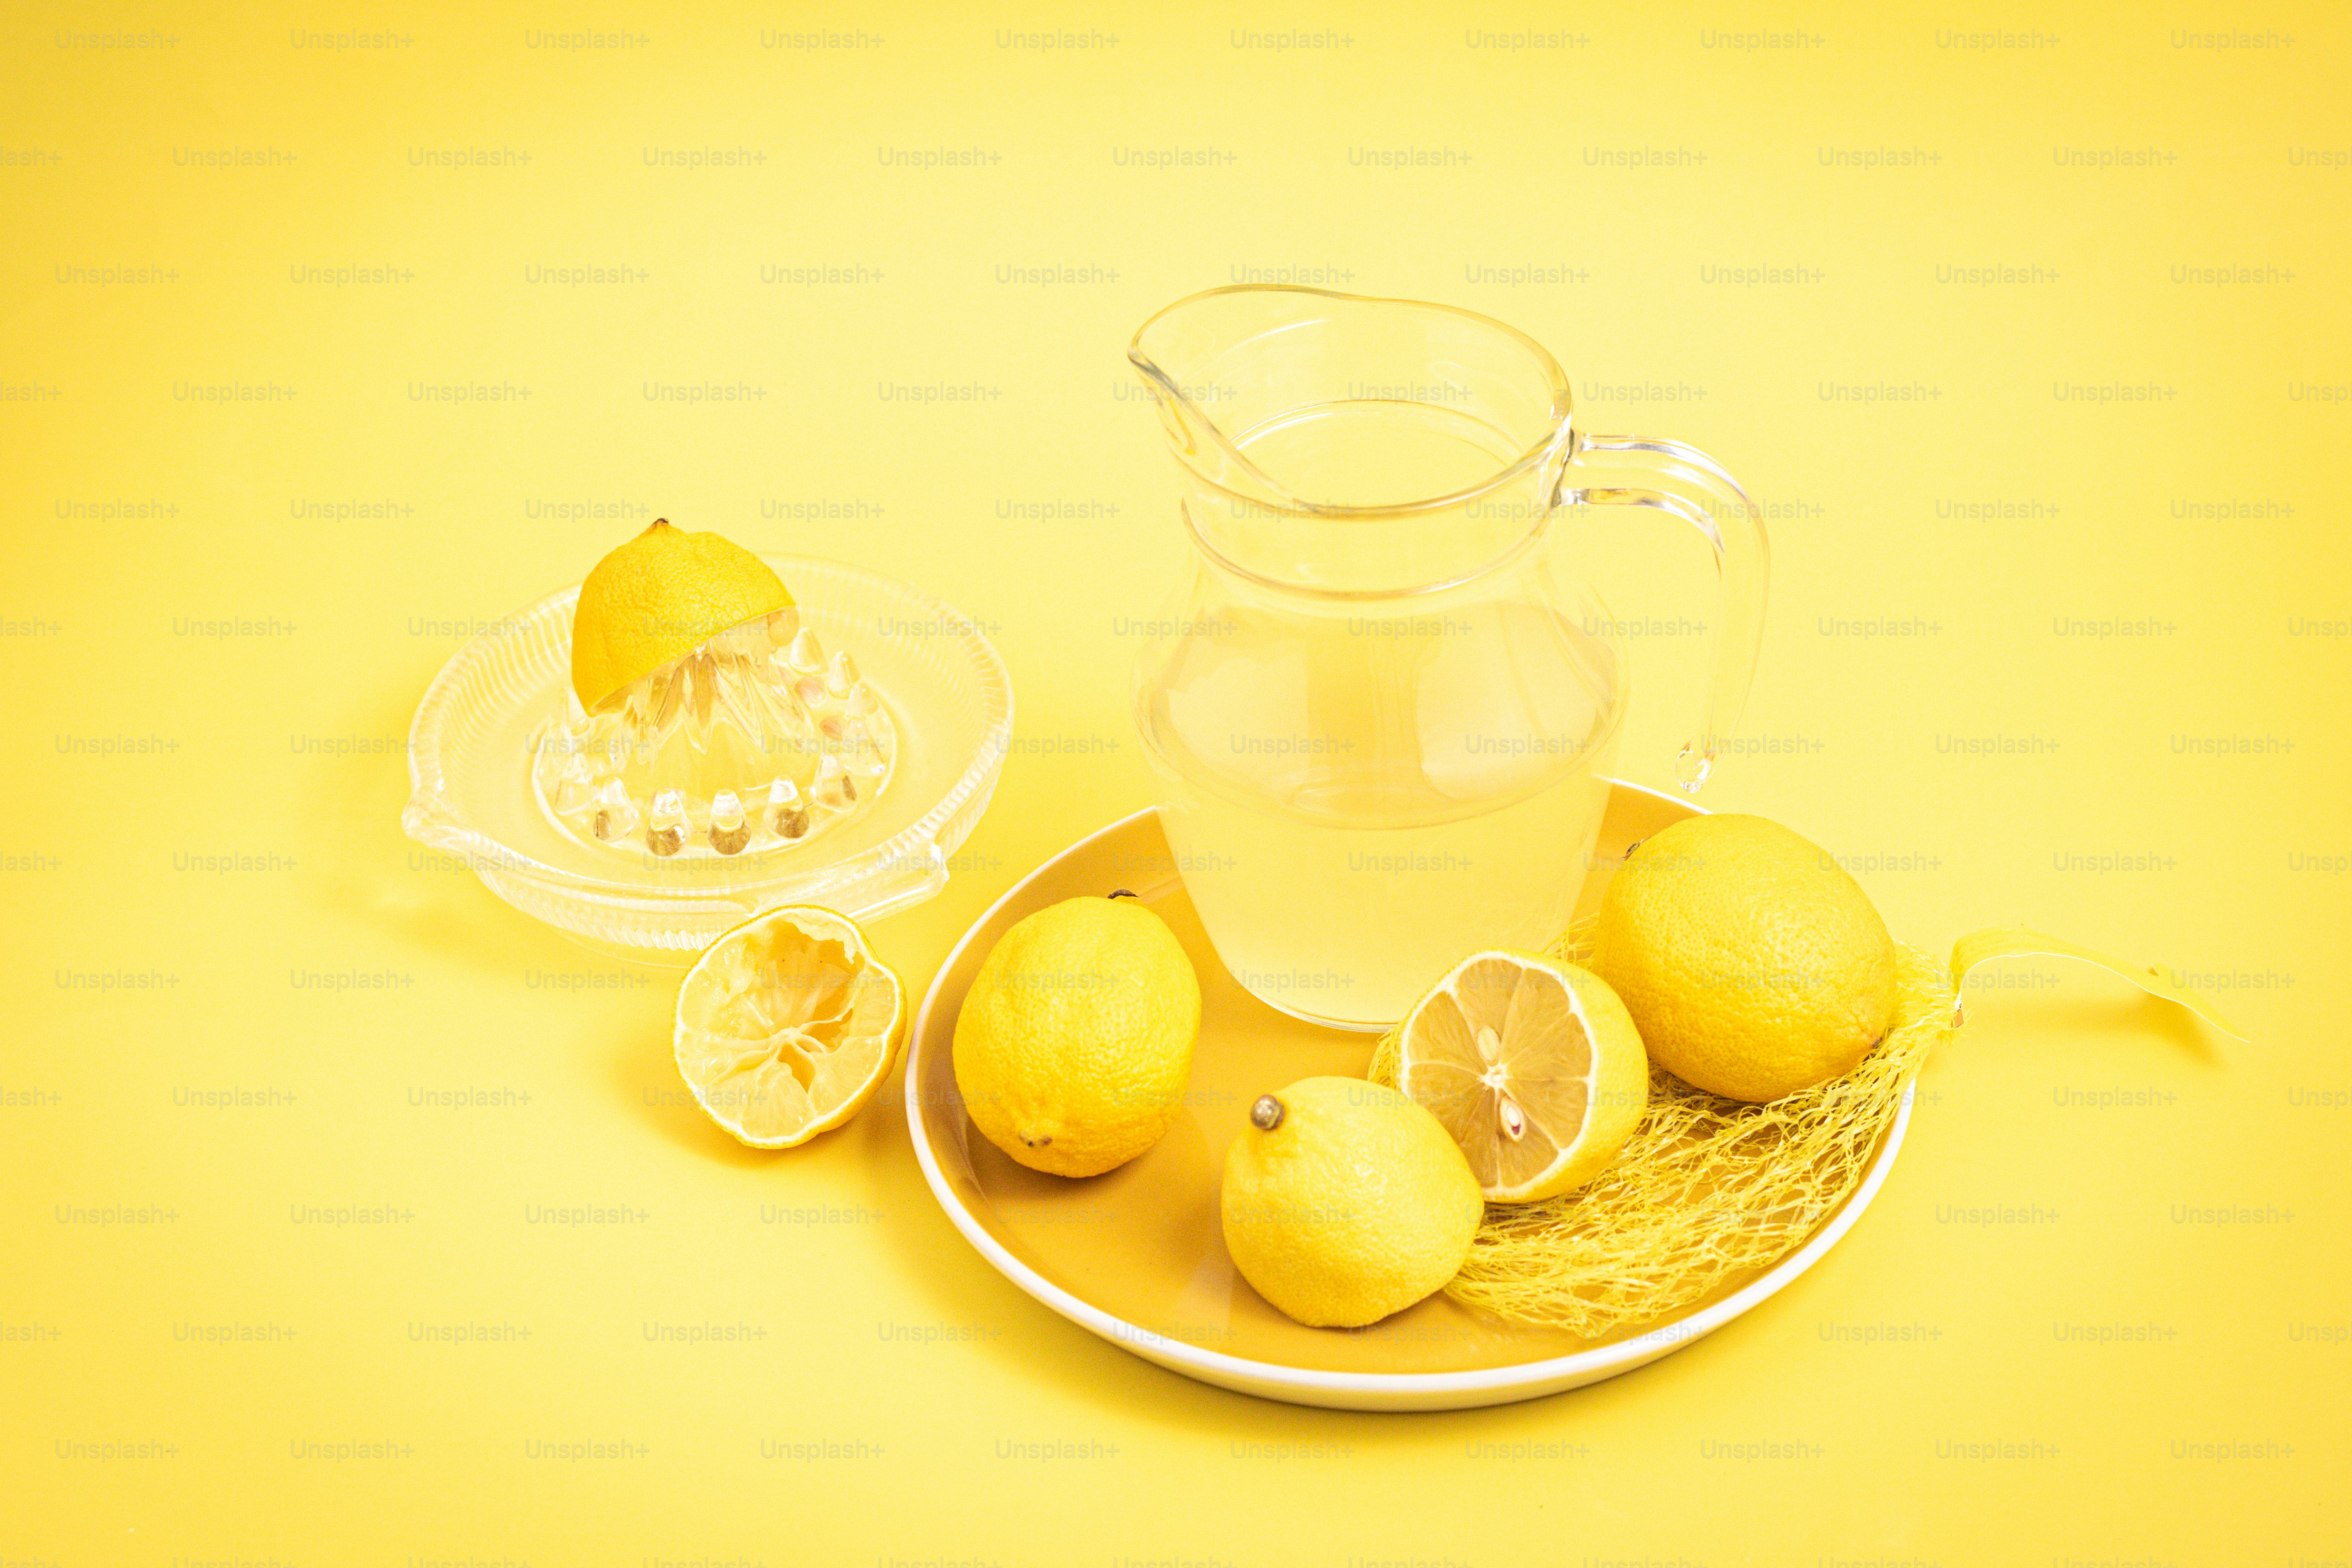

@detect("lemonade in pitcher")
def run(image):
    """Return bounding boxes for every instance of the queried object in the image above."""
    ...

[1129,288,1766,1030]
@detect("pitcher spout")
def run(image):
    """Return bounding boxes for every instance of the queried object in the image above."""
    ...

[1128,285,1577,593]
[1130,285,1574,513]
[1127,293,1294,510]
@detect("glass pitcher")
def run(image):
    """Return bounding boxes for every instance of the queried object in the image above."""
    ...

[1128,286,1768,1030]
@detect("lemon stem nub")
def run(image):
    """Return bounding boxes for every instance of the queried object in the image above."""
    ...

[1250,1094,1285,1132]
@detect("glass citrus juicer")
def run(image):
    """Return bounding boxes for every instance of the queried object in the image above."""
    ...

[530,523,895,862]
[402,525,1012,962]
[1129,286,1768,1030]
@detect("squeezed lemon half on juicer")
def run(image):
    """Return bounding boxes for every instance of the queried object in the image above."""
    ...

[673,905,907,1148]
[533,519,895,859]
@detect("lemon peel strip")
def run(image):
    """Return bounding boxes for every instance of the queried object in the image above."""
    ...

[1948,925,2246,1042]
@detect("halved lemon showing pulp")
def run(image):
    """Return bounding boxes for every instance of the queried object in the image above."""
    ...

[673,905,906,1148]
[1397,951,1649,1203]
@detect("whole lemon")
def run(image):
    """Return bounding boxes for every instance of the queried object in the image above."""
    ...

[1221,1077,1482,1328]
[1590,814,1898,1103]
[952,895,1201,1178]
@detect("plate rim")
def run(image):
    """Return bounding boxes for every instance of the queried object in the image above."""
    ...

[904,786,1912,1404]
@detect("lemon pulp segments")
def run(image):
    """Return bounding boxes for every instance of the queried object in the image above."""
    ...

[673,906,905,1147]
[1398,952,1645,1202]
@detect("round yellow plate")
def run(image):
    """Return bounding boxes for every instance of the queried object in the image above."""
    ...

[904,783,1911,1410]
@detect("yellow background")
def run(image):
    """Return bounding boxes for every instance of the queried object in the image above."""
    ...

[6,2,2347,1561]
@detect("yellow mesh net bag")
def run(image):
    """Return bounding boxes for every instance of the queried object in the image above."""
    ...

[1366,920,2240,1337]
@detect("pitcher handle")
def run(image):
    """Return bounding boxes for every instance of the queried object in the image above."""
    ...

[1555,429,1770,793]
